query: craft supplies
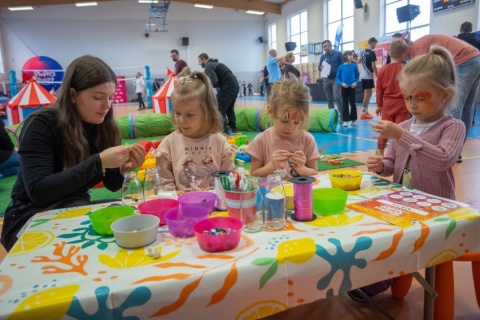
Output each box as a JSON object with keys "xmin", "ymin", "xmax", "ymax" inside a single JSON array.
[
  {"xmin": 290, "ymin": 176, "xmax": 316, "ymax": 221},
  {"xmin": 211, "ymin": 170, "xmax": 231, "ymax": 210}
]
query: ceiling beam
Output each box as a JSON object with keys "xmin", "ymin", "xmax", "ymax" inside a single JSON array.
[
  {"xmin": 0, "ymin": 0, "xmax": 119, "ymax": 8},
  {"xmin": 0, "ymin": 0, "xmax": 282, "ymax": 14},
  {"xmin": 171, "ymin": 0, "xmax": 281, "ymax": 14}
]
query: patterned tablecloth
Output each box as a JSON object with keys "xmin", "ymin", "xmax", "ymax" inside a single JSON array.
[{"xmin": 0, "ymin": 173, "xmax": 479, "ymax": 319}]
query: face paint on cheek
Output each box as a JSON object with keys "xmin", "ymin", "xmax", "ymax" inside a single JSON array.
[{"xmin": 414, "ymin": 91, "xmax": 434, "ymax": 108}]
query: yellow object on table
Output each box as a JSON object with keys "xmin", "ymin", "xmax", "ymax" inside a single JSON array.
[{"xmin": 329, "ymin": 169, "xmax": 363, "ymax": 191}]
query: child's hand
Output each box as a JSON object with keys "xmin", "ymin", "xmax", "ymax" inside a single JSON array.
[
  {"xmin": 352, "ymin": 83, "xmax": 357, "ymax": 89},
  {"xmin": 271, "ymin": 150, "xmax": 290, "ymax": 169},
  {"xmin": 289, "ymin": 150, "xmax": 306, "ymax": 169},
  {"xmin": 366, "ymin": 156, "xmax": 384, "ymax": 173},
  {"xmin": 375, "ymin": 107, "xmax": 382, "ymax": 117},
  {"xmin": 370, "ymin": 120, "xmax": 404, "ymax": 140},
  {"xmin": 342, "ymin": 83, "xmax": 348, "ymax": 88}
]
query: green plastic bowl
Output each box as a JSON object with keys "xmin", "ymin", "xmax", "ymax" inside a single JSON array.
[
  {"xmin": 89, "ymin": 206, "xmax": 135, "ymax": 236},
  {"xmin": 312, "ymin": 188, "xmax": 348, "ymax": 215}
]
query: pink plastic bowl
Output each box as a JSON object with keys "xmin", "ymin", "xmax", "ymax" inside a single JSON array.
[
  {"xmin": 138, "ymin": 198, "xmax": 179, "ymax": 226},
  {"xmin": 178, "ymin": 191, "xmax": 217, "ymax": 214},
  {"xmin": 164, "ymin": 206, "xmax": 209, "ymax": 238},
  {"xmin": 194, "ymin": 217, "xmax": 242, "ymax": 252}
]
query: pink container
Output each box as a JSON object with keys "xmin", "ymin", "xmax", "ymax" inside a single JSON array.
[
  {"xmin": 194, "ymin": 217, "xmax": 242, "ymax": 252},
  {"xmin": 164, "ymin": 206, "xmax": 209, "ymax": 238},
  {"xmin": 138, "ymin": 198, "xmax": 179, "ymax": 226},
  {"xmin": 178, "ymin": 191, "xmax": 217, "ymax": 214}
]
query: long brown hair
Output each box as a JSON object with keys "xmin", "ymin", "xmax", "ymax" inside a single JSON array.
[{"xmin": 32, "ymin": 55, "xmax": 120, "ymax": 169}]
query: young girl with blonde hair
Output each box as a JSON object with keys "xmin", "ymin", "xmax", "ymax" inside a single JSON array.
[
  {"xmin": 246, "ymin": 76, "xmax": 320, "ymax": 179},
  {"xmin": 349, "ymin": 46, "xmax": 466, "ymax": 302},
  {"xmin": 153, "ymin": 71, "xmax": 235, "ymax": 191}
]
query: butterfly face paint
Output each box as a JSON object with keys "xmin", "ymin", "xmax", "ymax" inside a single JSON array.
[{"xmin": 279, "ymin": 107, "xmax": 303, "ymax": 122}]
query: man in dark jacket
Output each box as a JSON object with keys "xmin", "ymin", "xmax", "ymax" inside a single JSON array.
[
  {"xmin": 198, "ymin": 53, "xmax": 239, "ymax": 134},
  {"xmin": 457, "ymin": 21, "xmax": 480, "ymax": 51}
]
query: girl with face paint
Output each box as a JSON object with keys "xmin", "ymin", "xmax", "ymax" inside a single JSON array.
[{"xmin": 246, "ymin": 77, "xmax": 320, "ymax": 179}]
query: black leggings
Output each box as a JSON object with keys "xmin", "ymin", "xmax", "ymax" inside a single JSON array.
[{"xmin": 137, "ymin": 92, "xmax": 146, "ymax": 109}]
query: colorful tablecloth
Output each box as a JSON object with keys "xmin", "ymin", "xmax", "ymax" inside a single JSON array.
[{"xmin": 1, "ymin": 174, "xmax": 479, "ymax": 319}]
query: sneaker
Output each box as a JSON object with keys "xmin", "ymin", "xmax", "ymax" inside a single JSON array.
[
  {"xmin": 347, "ymin": 290, "xmax": 369, "ymax": 303},
  {"xmin": 360, "ymin": 112, "xmax": 373, "ymax": 120},
  {"xmin": 376, "ymin": 149, "xmax": 384, "ymax": 156},
  {"xmin": 230, "ymin": 127, "xmax": 239, "ymax": 133},
  {"xmin": 343, "ymin": 122, "xmax": 348, "ymax": 127},
  {"xmin": 351, "ymin": 121, "xmax": 357, "ymax": 126}
]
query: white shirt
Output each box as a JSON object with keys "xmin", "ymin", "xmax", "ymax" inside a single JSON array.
[{"xmin": 134, "ymin": 77, "xmax": 145, "ymax": 94}]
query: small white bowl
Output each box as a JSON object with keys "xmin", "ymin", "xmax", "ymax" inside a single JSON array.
[{"xmin": 111, "ymin": 214, "xmax": 160, "ymax": 248}]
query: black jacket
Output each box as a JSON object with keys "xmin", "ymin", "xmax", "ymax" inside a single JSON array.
[
  {"xmin": 457, "ymin": 33, "xmax": 480, "ymax": 51},
  {"xmin": 0, "ymin": 120, "xmax": 14, "ymax": 163},
  {"xmin": 204, "ymin": 58, "xmax": 239, "ymax": 92}
]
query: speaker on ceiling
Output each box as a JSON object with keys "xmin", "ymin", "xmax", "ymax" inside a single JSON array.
[
  {"xmin": 182, "ymin": 37, "xmax": 189, "ymax": 46},
  {"xmin": 396, "ymin": 4, "xmax": 421, "ymax": 23},
  {"xmin": 258, "ymin": 36, "xmax": 264, "ymax": 43},
  {"xmin": 354, "ymin": 0, "xmax": 363, "ymax": 9},
  {"xmin": 285, "ymin": 41, "xmax": 297, "ymax": 51}
]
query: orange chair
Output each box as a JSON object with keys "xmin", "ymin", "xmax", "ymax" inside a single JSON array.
[{"xmin": 391, "ymin": 252, "xmax": 480, "ymax": 320}]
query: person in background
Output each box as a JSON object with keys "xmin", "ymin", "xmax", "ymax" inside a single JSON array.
[
  {"xmin": 170, "ymin": 49, "xmax": 188, "ymax": 75},
  {"xmin": 246, "ymin": 76, "xmax": 320, "ymax": 179},
  {"xmin": 457, "ymin": 21, "xmax": 480, "ymax": 51},
  {"xmin": 280, "ymin": 52, "xmax": 301, "ymax": 79},
  {"xmin": 349, "ymin": 46, "xmax": 465, "ymax": 302},
  {"xmin": 457, "ymin": 21, "xmax": 480, "ymax": 125},
  {"xmin": 375, "ymin": 39, "xmax": 410, "ymax": 156},
  {"xmin": 0, "ymin": 120, "xmax": 19, "ymax": 178},
  {"xmin": 336, "ymin": 50, "xmax": 359, "ymax": 127},
  {"xmin": 134, "ymin": 72, "xmax": 146, "ymax": 110},
  {"xmin": 153, "ymin": 71, "xmax": 235, "ymax": 192},
  {"xmin": 319, "ymin": 40, "xmax": 343, "ymax": 121},
  {"xmin": 406, "ymin": 34, "xmax": 480, "ymax": 162},
  {"xmin": 1, "ymin": 55, "xmax": 146, "ymax": 252},
  {"xmin": 358, "ymin": 37, "xmax": 378, "ymax": 120},
  {"xmin": 267, "ymin": 49, "xmax": 292, "ymax": 94},
  {"xmin": 385, "ymin": 33, "xmax": 403, "ymax": 65},
  {"xmin": 247, "ymin": 82, "xmax": 253, "ymax": 96},
  {"xmin": 262, "ymin": 65, "xmax": 269, "ymax": 96},
  {"xmin": 242, "ymin": 81, "xmax": 247, "ymax": 97},
  {"xmin": 198, "ymin": 53, "xmax": 240, "ymax": 134}
]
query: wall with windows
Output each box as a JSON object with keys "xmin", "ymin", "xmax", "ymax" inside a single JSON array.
[
  {"xmin": 264, "ymin": 0, "xmax": 480, "ymax": 81},
  {"xmin": 0, "ymin": 1, "xmax": 265, "ymax": 94}
]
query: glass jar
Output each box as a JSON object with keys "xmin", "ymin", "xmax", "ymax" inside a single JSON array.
[
  {"xmin": 264, "ymin": 174, "xmax": 286, "ymax": 230},
  {"xmin": 143, "ymin": 168, "xmax": 162, "ymax": 200},
  {"xmin": 122, "ymin": 171, "xmax": 145, "ymax": 206}
]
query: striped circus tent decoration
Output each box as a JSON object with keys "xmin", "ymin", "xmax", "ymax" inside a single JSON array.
[
  {"xmin": 152, "ymin": 68, "xmax": 177, "ymax": 114},
  {"xmin": 5, "ymin": 78, "xmax": 56, "ymax": 125}
]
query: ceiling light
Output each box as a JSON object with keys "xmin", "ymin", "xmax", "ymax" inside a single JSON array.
[
  {"xmin": 75, "ymin": 2, "xmax": 97, "ymax": 7},
  {"xmin": 8, "ymin": 6, "xmax": 34, "ymax": 11},
  {"xmin": 194, "ymin": 4, "xmax": 214, "ymax": 9},
  {"xmin": 246, "ymin": 10, "xmax": 265, "ymax": 15},
  {"xmin": 138, "ymin": 0, "xmax": 159, "ymax": 3}
]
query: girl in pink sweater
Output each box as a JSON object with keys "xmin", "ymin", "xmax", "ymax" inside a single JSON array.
[{"xmin": 348, "ymin": 46, "xmax": 466, "ymax": 303}]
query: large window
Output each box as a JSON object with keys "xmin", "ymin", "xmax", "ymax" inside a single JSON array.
[
  {"xmin": 288, "ymin": 10, "xmax": 308, "ymax": 64},
  {"xmin": 268, "ymin": 23, "xmax": 277, "ymax": 51},
  {"xmin": 385, "ymin": 0, "xmax": 430, "ymax": 40},
  {"xmin": 326, "ymin": 0, "xmax": 354, "ymax": 51}
]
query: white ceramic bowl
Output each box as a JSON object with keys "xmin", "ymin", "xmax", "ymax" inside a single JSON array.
[{"xmin": 110, "ymin": 214, "xmax": 160, "ymax": 248}]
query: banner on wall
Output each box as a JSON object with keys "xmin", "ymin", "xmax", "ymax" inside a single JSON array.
[
  {"xmin": 113, "ymin": 76, "xmax": 127, "ymax": 104},
  {"xmin": 21, "ymin": 56, "xmax": 63, "ymax": 92},
  {"xmin": 432, "ymin": 0, "xmax": 474, "ymax": 13}
]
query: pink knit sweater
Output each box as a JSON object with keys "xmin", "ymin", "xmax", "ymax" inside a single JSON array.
[{"xmin": 378, "ymin": 116, "xmax": 466, "ymax": 200}]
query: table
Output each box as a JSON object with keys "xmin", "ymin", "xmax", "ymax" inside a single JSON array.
[{"xmin": 1, "ymin": 173, "xmax": 479, "ymax": 319}]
